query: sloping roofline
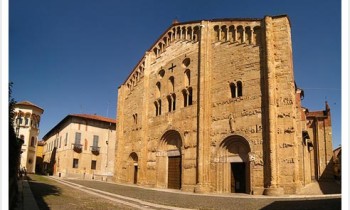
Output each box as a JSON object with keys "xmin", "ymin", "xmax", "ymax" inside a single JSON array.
[
  {"xmin": 15, "ymin": 101, "xmax": 44, "ymax": 113},
  {"xmin": 118, "ymin": 15, "xmax": 289, "ymax": 88},
  {"xmin": 42, "ymin": 114, "xmax": 116, "ymax": 140}
]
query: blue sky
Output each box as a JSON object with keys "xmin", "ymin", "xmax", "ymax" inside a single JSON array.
[{"xmin": 9, "ymin": 0, "xmax": 341, "ymax": 148}]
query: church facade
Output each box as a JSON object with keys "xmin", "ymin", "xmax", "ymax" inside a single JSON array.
[{"xmin": 114, "ymin": 15, "xmax": 334, "ymax": 195}]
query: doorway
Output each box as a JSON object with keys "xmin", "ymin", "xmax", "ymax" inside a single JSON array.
[
  {"xmin": 231, "ymin": 162, "xmax": 246, "ymax": 193},
  {"xmin": 133, "ymin": 165, "xmax": 138, "ymax": 184},
  {"xmin": 168, "ymin": 156, "xmax": 182, "ymax": 189}
]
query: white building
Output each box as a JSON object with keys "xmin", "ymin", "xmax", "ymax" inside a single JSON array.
[
  {"xmin": 13, "ymin": 101, "xmax": 44, "ymax": 173},
  {"xmin": 42, "ymin": 114, "xmax": 116, "ymax": 181}
]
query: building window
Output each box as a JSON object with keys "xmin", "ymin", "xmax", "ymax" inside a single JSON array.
[
  {"xmin": 133, "ymin": 113, "xmax": 138, "ymax": 125},
  {"xmin": 91, "ymin": 160, "xmax": 97, "ymax": 170},
  {"xmin": 183, "ymin": 87, "xmax": 193, "ymax": 107},
  {"xmin": 93, "ymin": 135, "xmax": 99, "ymax": 147},
  {"xmin": 230, "ymin": 83, "xmax": 236, "ymax": 98},
  {"xmin": 75, "ymin": 132, "xmax": 81, "ymax": 145},
  {"xmin": 72, "ymin": 159, "xmax": 79, "ymax": 168},
  {"xmin": 237, "ymin": 81, "xmax": 243, "ymax": 97},
  {"xmin": 154, "ymin": 99, "xmax": 162, "ymax": 116},
  {"xmin": 65, "ymin": 133, "xmax": 68, "ymax": 146},
  {"xmin": 184, "ymin": 69, "xmax": 190, "ymax": 87},
  {"xmin": 167, "ymin": 94, "xmax": 176, "ymax": 112},
  {"xmin": 169, "ymin": 76, "xmax": 175, "ymax": 92},
  {"xmin": 230, "ymin": 81, "xmax": 243, "ymax": 98},
  {"xmin": 156, "ymin": 82, "xmax": 161, "ymax": 98},
  {"xmin": 30, "ymin": 137, "xmax": 35, "ymax": 147},
  {"xmin": 59, "ymin": 136, "xmax": 62, "ymax": 148}
]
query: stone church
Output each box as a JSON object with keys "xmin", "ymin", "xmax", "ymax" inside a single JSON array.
[{"xmin": 114, "ymin": 15, "xmax": 334, "ymax": 195}]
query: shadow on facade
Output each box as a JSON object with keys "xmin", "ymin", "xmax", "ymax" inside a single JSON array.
[
  {"xmin": 318, "ymin": 157, "xmax": 341, "ymax": 194},
  {"xmin": 260, "ymin": 198, "xmax": 341, "ymax": 210},
  {"xmin": 27, "ymin": 176, "xmax": 60, "ymax": 210}
]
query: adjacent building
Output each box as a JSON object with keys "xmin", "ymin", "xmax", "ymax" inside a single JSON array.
[
  {"xmin": 42, "ymin": 114, "xmax": 116, "ymax": 181},
  {"xmin": 13, "ymin": 101, "xmax": 44, "ymax": 173},
  {"xmin": 35, "ymin": 141, "xmax": 45, "ymax": 174},
  {"xmin": 114, "ymin": 15, "xmax": 335, "ymax": 195}
]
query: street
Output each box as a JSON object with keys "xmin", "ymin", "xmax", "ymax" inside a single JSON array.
[{"xmin": 27, "ymin": 175, "xmax": 341, "ymax": 210}]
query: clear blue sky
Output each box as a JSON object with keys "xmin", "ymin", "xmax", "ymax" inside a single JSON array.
[{"xmin": 9, "ymin": 0, "xmax": 341, "ymax": 148}]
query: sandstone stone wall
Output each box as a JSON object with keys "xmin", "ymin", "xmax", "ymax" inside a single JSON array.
[{"xmin": 114, "ymin": 15, "xmax": 334, "ymax": 195}]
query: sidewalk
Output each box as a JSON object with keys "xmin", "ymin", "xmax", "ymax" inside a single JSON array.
[{"xmin": 14, "ymin": 177, "xmax": 40, "ymax": 210}]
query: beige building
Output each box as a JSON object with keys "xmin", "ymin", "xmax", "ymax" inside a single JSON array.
[
  {"xmin": 42, "ymin": 114, "xmax": 116, "ymax": 181},
  {"xmin": 13, "ymin": 101, "xmax": 44, "ymax": 173},
  {"xmin": 114, "ymin": 15, "xmax": 334, "ymax": 195}
]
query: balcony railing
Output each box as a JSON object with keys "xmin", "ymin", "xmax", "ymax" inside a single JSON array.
[
  {"xmin": 72, "ymin": 143, "xmax": 83, "ymax": 153},
  {"xmin": 90, "ymin": 146, "xmax": 100, "ymax": 155}
]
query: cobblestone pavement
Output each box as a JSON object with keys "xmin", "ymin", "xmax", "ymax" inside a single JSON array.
[{"xmin": 51, "ymin": 177, "xmax": 341, "ymax": 210}]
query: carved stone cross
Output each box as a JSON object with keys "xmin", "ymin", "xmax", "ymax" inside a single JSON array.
[{"xmin": 168, "ymin": 63, "xmax": 177, "ymax": 72}]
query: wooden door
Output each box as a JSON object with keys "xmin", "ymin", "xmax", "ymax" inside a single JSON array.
[
  {"xmin": 168, "ymin": 156, "xmax": 181, "ymax": 189},
  {"xmin": 134, "ymin": 165, "xmax": 138, "ymax": 184}
]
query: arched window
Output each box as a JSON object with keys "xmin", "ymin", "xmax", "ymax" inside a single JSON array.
[
  {"xmin": 237, "ymin": 81, "xmax": 243, "ymax": 97},
  {"xmin": 156, "ymin": 82, "xmax": 161, "ymax": 98},
  {"xmin": 188, "ymin": 88, "xmax": 193, "ymax": 105},
  {"xmin": 169, "ymin": 76, "xmax": 175, "ymax": 93},
  {"xmin": 154, "ymin": 100, "xmax": 162, "ymax": 116},
  {"xmin": 253, "ymin": 26, "xmax": 261, "ymax": 46},
  {"xmin": 230, "ymin": 83, "xmax": 237, "ymax": 98},
  {"xmin": 158, "ymin": 99, "xmax": 162, "ymax": 115},
  {"xmin": 237, "ymin": 26, "xmax": 244, "ymax": 43},
  {"xmin": 30, "ymin": 137, "xmax": 35, "ymax": 147},
  {"xmin": 154, "ymin": 102, "xmax": 159, "ymax": 116},
  {"xmin": 167, "ymin": 94, "xmax": 176, "ymax": 112},
  {"xmin": 167, "ymin": 95, "xmax": 172, "ymax": 112},
  {"xmin": 184, "ymin": 69, "xmax": 190, "ymax": 87},
  {"xmin": 172, "ymin": 94, "xmax": 176, "ymax": 111},
  {"xmin": 182, "ymin": 90, "xmax": 188, "ymax": 107},
  {"xmin": 183, "ymin": 88, "xmax": 193, "ymax": 107}
]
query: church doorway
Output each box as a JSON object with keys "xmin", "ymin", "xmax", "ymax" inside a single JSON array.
[
  {"xmin": 231, "ymin": 162, "xmax": 246, "ymax": 193},
  {"xmin": 129, "ymin": 152, "xmax": 138, "ymax": 184},
  {"xmin": 168, "ymin": 156, "xmax": 182, "ymax": 189},
  {"xmin": 156, "ymin": 130, "xmax": 182, "ymax": 190},
  {"xmin": 216, "ymin": 135, "xmax": 251, "ymax": 193}
]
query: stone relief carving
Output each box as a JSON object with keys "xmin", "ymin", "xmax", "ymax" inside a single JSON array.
[
  {"xmin": 212, "ymin": 95, "xmax": 261, "ymax": 107},
  {"xmin": 279, "ymin": 143, "xmax": 294, "ymax": 148},
  {"xmin": 248, "ymin": 152, "xmax": 264, "ymax": 166},
  {"xmin": 277, "ymin": 97, "xmax": 293, "ymax": 107},
  {"xmin": 282, "ymin": 158, "xmax": 294, "ymax": 164},
  {"xmin": 236, "ymin": 125, "xmax": 262, "ymax": 134},
  {"xmin": 277, "ymin": 112, "xmax": 291, "ymax": 118},
  {"xmin": 284, "ymin": 127, "xmax": 295, "ymax": 134},
  {"xmin": 241, "ymin": 109, "xmax": 262, "ymax": 117},
  {"xmin": 229, "ymin": 114, "xmax": 235, "ymax": 133}
]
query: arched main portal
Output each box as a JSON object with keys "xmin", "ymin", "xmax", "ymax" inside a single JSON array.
[
  {"xmin": 156, "ymin": 130, "xmax": 182, "ymax": 189},
  {"xmin": 128, "ymin": 152, "xmax": 138, "ymax": 184},
  {"xmin": 216, "ymin": 135, "xmax": 251, "ymax": 193}
]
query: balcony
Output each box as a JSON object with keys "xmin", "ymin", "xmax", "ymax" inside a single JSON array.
[
  {"xmin": 90, "ymin": 146, "xmax": 100, "ymax": 155},
  {"xmin": 72, "ymin": 143, "xmax": 83, "ymax": 153}
]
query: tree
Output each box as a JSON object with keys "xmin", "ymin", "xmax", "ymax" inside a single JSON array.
[{"xmin": 9, "ymin": 82, "xmax": 23, "ymax": 210}]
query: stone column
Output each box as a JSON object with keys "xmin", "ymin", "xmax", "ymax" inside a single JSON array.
[
  {"xmin": 262, "ymin": 16, "xmax": 284, "ymax": 196},
  {"xmin": 194, "ymin": 21, "xmax": 212, "ymax": 193},
  {"xmin": 140, "ymin": 54, "xmax": 151, "ymax": 185}
]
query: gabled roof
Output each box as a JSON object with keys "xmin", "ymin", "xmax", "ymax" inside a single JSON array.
[
  {"xmin": 42, "ymin": 114, "xmax": 116, "ymax": 140},
  {"xmin": 70, "ymin": 114, "xmax": 116, "ymax": 124},
  {"xmin": 15, "ymin": 101, "xmax": 44, "ymax": 113}
]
